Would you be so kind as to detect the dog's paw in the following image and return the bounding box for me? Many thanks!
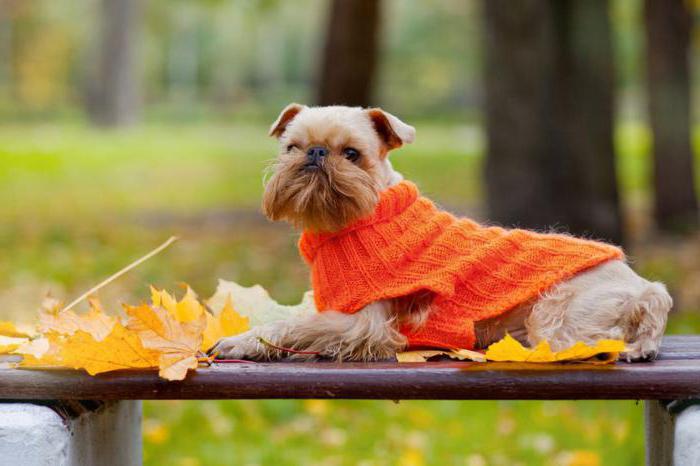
[208,331,265,360]
[622,339,660,362]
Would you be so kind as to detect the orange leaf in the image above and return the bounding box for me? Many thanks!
[125,303,205,380]
[201,296,250,351]
[59,324,161,375]
[150,285,205,323]
[38,297,116,341]
[485,334,624,364]
[0,321,31,338]
[396,349,485,363]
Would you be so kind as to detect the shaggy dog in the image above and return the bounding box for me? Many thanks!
[211,104,672,362]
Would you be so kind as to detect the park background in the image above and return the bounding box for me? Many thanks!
[1,0,699,464]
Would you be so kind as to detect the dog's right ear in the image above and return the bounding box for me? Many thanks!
[269,103,306,138]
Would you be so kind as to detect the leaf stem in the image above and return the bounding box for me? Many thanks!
[62,236,178,312]
[214,359,257,364]
[257,337,321,355]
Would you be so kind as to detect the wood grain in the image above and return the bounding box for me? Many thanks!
[1,335,699,401]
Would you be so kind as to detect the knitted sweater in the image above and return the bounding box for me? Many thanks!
[298,181,624,350]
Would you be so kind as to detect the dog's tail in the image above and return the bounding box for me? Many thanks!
[619,280,673,360]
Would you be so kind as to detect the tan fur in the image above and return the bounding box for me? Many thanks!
[262,105,409,232]
[210,301,406,361]
[213,104,672,362]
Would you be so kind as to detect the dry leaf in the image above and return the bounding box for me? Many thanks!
[125,303,205,380]
[38,297,116,342]
[485,334,624,364]
[397,349,486,363]
[398,336,625,364]
[201,296,250,351]
[59,324,161,375]
[15,334,63,367]
[553,340,626,362]
[15,336,52,360]
[0,321,31,338]
[151,286,204,323]
[0,343,20,354]
[208,280,315,326]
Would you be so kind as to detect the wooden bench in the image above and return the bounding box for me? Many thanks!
[1,335,699,465]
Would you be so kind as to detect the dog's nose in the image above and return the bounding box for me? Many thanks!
[306,146,328,165]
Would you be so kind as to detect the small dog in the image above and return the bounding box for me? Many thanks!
[211,104,672,362]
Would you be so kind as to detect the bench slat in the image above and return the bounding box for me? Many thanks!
[1,335,699,401]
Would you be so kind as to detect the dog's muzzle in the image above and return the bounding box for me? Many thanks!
[305,146,328,170]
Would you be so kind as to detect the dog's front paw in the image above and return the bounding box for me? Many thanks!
[622,338,660,362]
[209,331,266,360]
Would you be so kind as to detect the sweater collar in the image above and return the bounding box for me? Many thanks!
[299,181,420,253]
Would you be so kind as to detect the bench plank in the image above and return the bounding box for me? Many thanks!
[1,335,699,401]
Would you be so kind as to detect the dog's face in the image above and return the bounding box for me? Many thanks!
[263,104,415,232]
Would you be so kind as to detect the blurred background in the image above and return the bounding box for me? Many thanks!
[1,0,699,464]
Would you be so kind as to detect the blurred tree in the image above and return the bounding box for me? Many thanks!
[644,0,698,233]
[317,0,381,106]
[86,0,142,127]
[0,1,14,98]
[483,0,623,244]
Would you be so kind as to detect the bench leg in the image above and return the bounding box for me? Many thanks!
[0,400,142,466]
[645,400,675,466]
[645,400,700,466]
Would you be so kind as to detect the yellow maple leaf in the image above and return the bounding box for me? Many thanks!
[150,285,204,323]
[16,334,65,367]
[397,348,486,363]
[553,340,626,362]
[201,296,250,352]
[38,297,116,342]
[0,321,31,338]
[0,343,20,354]
[125,303,205,380]
[59,324,161,375]
[485,334,624,364]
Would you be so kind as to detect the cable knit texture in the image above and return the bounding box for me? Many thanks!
[299,181,624,350]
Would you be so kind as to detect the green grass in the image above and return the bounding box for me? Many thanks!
[0,122,698,465]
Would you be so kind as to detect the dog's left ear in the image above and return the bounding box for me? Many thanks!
[366,108,416,152]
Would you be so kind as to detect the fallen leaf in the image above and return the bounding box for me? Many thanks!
[553,340,626,362]
[0,343,20,354]
[59,323,161,375]
[208,280,315,326]
[151,286,204,323]
[201,296,250,351]
[38,297,116,342]
[485,334,624,364]
[0,321,31,338]
[125,303,205,380]
[16,334,64,367]
[397,349,486,363]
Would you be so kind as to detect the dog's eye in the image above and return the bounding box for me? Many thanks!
[343,147,360,162]
[286,144,299,152]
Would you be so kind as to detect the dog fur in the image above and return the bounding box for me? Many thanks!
[211,104,672,362]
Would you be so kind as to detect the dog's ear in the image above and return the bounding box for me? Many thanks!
[366,108,416,151]
[269,103,306,138]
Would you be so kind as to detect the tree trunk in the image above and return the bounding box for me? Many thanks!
[644,0,698,233]
[87,0,141,127]
[0,2,13,98]
[483,0,623,244]
[317,0,381,107]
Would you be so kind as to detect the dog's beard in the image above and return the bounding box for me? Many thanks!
[263,154,379,232]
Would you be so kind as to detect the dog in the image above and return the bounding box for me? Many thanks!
[211,104,672,362]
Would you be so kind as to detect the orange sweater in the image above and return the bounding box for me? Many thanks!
[299,181,624,350]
